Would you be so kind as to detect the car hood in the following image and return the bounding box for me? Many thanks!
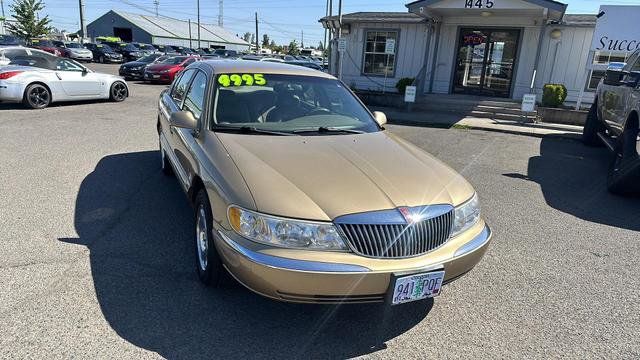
[146,64,177,71]
[69,48,91,54]
[216,131,475,221]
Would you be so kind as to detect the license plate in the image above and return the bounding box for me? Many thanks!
[391,271,445,305]
[153,75,160,79]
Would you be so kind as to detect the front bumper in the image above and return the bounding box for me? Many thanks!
[120,68,145,79]
[215,221,491,304]
[69,53,93,61]
[144,72,172,82]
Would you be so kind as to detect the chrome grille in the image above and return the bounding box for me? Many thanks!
[336,208,454,258]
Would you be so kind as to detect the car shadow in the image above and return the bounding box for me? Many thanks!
[60,151,432,359]
[504,135,640,231]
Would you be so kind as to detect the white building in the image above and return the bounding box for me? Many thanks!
[320,0,623,105]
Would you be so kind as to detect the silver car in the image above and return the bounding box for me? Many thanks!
[0,47,128,109]
[57,41,94,62]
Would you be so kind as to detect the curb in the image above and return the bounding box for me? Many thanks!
[386,118,583,140]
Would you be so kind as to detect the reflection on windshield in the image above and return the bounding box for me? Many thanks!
[213,74,379,134]
[66,43,83,48]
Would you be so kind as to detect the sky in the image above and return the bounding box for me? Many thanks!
[3,0,640,45]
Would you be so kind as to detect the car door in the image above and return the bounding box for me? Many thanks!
[54,58,103,97]
[159,69,197,188]
[173,70,209,184]
[600,51,640,133]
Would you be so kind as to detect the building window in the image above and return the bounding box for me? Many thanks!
[363,30,398,76]
[586,51,635,90]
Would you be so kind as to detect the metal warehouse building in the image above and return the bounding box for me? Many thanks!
[86,10,249,51]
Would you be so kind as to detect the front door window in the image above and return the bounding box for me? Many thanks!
[454,28,520,98]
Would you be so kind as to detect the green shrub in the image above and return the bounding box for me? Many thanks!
[395,78,415,95]
[541,84,567,108]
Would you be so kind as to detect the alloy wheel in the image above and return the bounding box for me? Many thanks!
[29,86,49,108]
[112,82,127,101]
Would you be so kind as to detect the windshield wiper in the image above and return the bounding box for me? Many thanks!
[212,125,295,136]
[292,126,365,135]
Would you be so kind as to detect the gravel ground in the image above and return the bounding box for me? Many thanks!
[1,63,639,359]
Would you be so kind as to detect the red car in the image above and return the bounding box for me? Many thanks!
[143,56,198,83]
[30,39,61,57]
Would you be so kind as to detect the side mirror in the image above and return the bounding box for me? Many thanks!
[372,111,387,127]
[169,111,197,130]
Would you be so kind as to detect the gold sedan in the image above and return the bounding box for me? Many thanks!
[157,60,491,305]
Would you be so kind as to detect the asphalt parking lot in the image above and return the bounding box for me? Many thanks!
[1,63,639,359]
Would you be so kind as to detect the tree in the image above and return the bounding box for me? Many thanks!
[318,41,324,51]
[250,33,255,45]
[269,40,276,49]
[287,39,300,55]
[242,32,252,43]
[6,0,52,42]
[262,34,270,47]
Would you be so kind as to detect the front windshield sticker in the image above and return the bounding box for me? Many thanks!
[218,74,266,87]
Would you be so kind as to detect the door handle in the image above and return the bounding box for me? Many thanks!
[55,72,62,80]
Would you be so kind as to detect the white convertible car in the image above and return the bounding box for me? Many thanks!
[0,47,128,109]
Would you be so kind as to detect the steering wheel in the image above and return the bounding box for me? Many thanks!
[307,108,331,116]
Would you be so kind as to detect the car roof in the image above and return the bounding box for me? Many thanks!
[198,60,334,79]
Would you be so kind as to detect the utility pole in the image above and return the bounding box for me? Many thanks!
[324,0,329,51]
[78,0,87,42]
[153,0,159,16]
[1,0,6,19]
[188,19,192,48]
[255,12,259,54]
[337,0,343,79]
[196,0,201,49]
[218,0,223,27]
[327,0,332,74]
[301,30,304,49]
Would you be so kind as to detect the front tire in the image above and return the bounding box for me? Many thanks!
[194,190,224,286]
[607,123,640,196]
[23,83,51,109]
[583,101,604,147]
[109,81,128,102]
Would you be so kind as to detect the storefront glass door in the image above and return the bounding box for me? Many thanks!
[453,28,520,98]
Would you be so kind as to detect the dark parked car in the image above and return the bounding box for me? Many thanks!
[582,48,640,195]
[212,49,238,58]
[285,60,323,71]
[0,35,25,47]
[109,43,144,62]
[131,43,158,56]
[84,43,123,63]
[119,53,167,80]
[153,45,179,55]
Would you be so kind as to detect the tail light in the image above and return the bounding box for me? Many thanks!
[0,71,23,80]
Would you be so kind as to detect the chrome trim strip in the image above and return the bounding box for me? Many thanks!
[453,225,492,258]
[333,204,454,225]
[218,231,371,273]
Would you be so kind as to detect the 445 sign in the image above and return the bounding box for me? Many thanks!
[465,0,494,8]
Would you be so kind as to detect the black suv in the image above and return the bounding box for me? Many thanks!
[583,49,640,195]
[102,42,143,62]
[84,43,123,63]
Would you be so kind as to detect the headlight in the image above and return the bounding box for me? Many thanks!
[160,69,171,73]
[451,193,481,237]
[228,206,348,250]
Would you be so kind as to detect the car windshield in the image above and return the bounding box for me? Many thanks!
[213,74,379,134]
[122,44,139,51]
[66,43,84,49]
[138,54,161,62]
[139,44,155,50]
[160,56,188,64]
